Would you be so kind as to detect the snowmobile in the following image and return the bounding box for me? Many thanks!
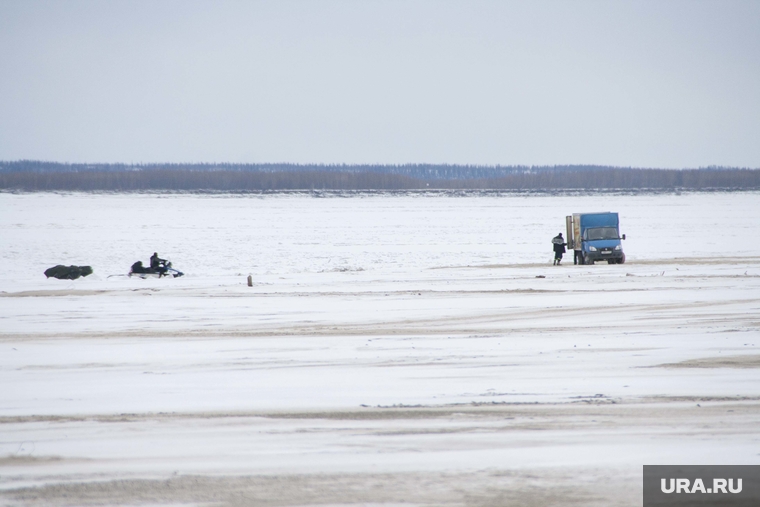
[129,259,184,278]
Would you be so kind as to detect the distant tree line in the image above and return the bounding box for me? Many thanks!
[0,169,422,191]
[4,160,754,179]
[0,160,590,180]
[0,161,758,191]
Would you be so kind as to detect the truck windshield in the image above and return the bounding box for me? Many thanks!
[586,227,619,240]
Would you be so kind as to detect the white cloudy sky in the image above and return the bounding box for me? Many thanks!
[0,0,758,167]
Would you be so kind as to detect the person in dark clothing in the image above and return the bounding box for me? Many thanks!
[552,233,566,265]
[150,252,167,275]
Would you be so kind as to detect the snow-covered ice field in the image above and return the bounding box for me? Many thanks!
[1,191,759,506]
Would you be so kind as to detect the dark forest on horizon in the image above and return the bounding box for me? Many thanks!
[1,161,758,191]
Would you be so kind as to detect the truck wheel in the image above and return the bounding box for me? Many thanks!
[618,253,626,264]
[584,254,594,265]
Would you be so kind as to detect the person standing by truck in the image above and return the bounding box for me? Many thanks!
[552,233,566,265]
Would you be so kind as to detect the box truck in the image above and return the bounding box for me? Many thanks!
[565,212,626,265]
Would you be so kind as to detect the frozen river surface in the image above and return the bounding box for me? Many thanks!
[1,191,759,506]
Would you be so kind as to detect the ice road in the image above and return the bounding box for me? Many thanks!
[1,191,759,506]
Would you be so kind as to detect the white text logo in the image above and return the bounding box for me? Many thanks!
[661,478,742,494]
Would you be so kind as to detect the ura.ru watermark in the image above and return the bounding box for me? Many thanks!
[660,477,742,494]
[643,465,758,506]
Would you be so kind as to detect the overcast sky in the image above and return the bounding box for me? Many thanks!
[1,0,758,167]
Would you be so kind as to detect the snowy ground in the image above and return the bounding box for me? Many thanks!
[1,191,759,506]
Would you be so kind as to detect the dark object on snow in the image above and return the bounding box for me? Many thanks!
[44,265,93,280]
